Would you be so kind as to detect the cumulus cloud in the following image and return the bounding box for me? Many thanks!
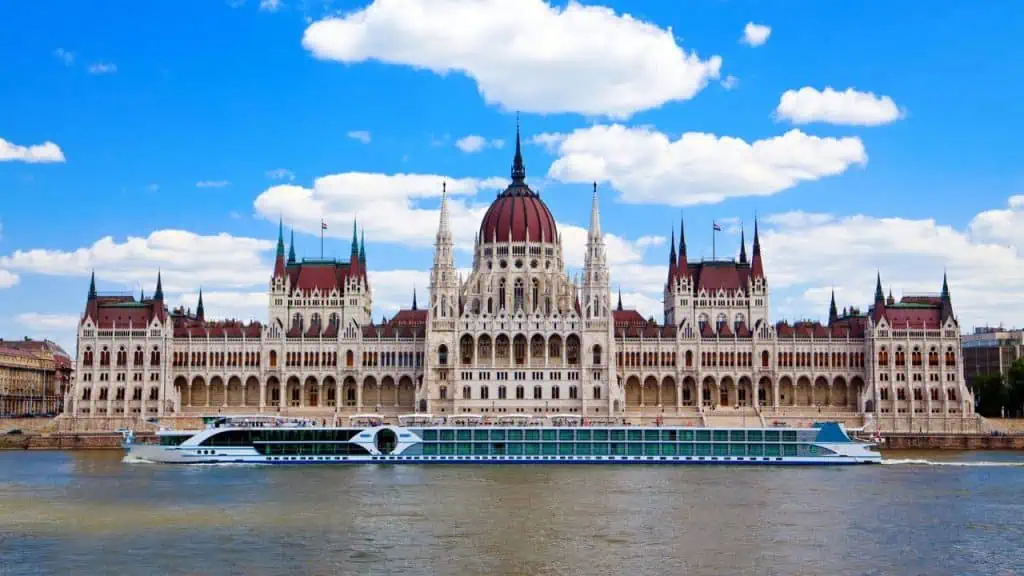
[0,138,66,163]
[15,313,80,330]
[253,172,507,250]
[0,230,274,293]
[266,168,295,181]
[720,75,739,91]
[741,22,771,47]
[545,124,867,206]
[196,180,230,188]
[455,135,504,154]
[88,62,117,75]
[302,0,722,118]
[760,196,1024,328]
[347,130,371,144]
[0,269,19,289]
[174,291,267,322]
[776,86,904,126]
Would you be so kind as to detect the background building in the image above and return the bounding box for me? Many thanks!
[0,337,73,417]
[962,327,1024,386]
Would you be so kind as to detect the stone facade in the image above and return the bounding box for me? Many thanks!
[65,129,976,429]
[0,338,72,417]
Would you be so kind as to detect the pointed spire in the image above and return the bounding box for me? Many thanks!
[874,272,885,304]
[617,286,623,311]
[940,271,954,322]
[750,216,764,278]
[88,270,97,300]
[588,182,602,239]
[140,286,145,301]
[288,229,296,264]
[276,218,285,258]
[669,225,677,263]
[412,287,418,311]
[196,288,205,321]
[828,289,838,324]
[351,218,359,255]
[887,288,894,306]
[739,225,748,264]
[154,270,164,300]
[437,181,452,240]
[359,230,366,264]
[511,113,526,184]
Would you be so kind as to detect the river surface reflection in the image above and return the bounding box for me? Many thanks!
[1,450,1023,575]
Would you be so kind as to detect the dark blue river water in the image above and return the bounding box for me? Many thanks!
[1,450,1023,575]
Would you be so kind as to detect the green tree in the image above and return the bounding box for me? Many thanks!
[971,373,1006,417]
[1006,359,1024,417]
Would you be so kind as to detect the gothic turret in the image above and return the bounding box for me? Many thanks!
[287,229,296,264]
[196,288,205,321]
[88,270,96,300]
[677,216,689,276]
[828,289,838,324]
[154,270,164,301]
[430,182,458,323]
[274,218,286,277]
[874,272,885,306]
[750,218,764,278]
[739,226,748,265]
[940,272,954,322]
[582,182,609,319]
[667,226,678,283]
[412,288,418,311]
[359,230,366,264]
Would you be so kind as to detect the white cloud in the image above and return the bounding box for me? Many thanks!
[531,133,565,152]
[545,124,867,206]
[0,269,19,289]
[88,62,117,75]
[197,180,231,188]
[455,135,504,154]
[347,130,371,144]
[760,196,1024,328]
[146,183,160,192]
[776,86,904,126]
[15,313,80,330]
[368,270,433,315]
[720,75,739,91]
[741,22,771,47]
[302,0,722,119]
[174,291,267,322]
[253,172,506,250]
[0,138,66,164]
[616,290,662,321]
[635,236,665,248]
[0,230,274,293]
[259,0,282,11]
[266,168,295,181]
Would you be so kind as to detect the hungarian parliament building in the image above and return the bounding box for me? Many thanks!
[67,131,975,429]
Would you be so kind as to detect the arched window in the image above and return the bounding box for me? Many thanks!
[533,385,542,399]
[498,385,507,399]
[516,385,525,399]
[292,312,303,332]
[117,347,128,366]
[513,279,524,311]
[532,280,540,313]
[592,344,602,366]
[310,312,322,328]
[734,313,746,333]
[440,295,448,318]
[698,314,709,333]
[552,385,561,399]
[133,347,144,366]
[150,347,160,366]
[716,313,728,332]
[566,335,580,365]
[569,386,578,399]
[878,347,889,367]
[685,350,693,368]
[472,298,480,315]
[437,345,449,366]
[761,350,770,368]
[269,350,278,368]
[593,386,601,400]
[328,313,339,328]
[487,297,493,315]
[545,297,552,316]
[345,350,354,367]
[911,346,922,367]
[945,347,956,367]
[498,280,506,311]
[481,386,490,400]
[462,385,471,399]
[84,348,94,366]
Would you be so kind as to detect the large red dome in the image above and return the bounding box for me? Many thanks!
[478,129,559,244]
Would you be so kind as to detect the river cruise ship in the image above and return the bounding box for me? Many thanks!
[121,414,881,465]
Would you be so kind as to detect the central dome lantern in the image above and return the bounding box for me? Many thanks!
[477,125,559,245]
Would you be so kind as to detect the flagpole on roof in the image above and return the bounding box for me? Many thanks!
[712,220,717,261]
[321,218,325,260]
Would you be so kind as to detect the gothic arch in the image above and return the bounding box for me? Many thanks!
[624,376,642,408]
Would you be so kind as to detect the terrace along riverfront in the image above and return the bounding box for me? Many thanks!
[121,414,881,465]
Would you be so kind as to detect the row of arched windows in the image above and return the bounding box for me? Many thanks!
[878,346,956,368]
[83,346,160,367]
[458,384,596,401]
[451,334,582,366]
[172,351,261,368]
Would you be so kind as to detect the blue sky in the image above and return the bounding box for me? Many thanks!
[2,0,1024,353]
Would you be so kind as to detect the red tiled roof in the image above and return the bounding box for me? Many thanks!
[478,187,559,244]
[689,261,751,294]
[392,309,428,326]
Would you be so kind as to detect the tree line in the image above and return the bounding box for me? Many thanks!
[970,359,1024,418]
